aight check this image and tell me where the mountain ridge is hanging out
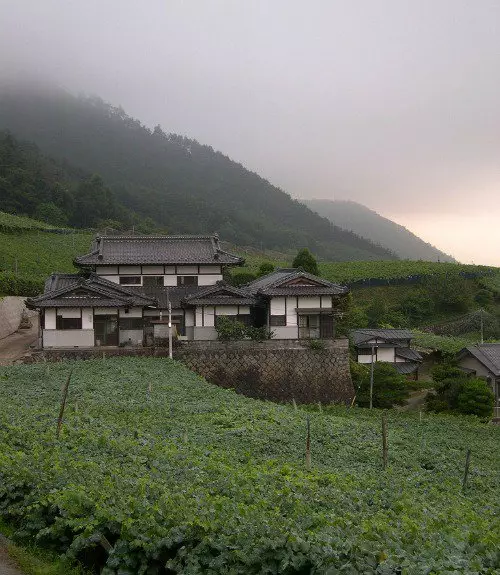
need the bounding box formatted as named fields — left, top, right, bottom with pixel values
left=303, top=199, right=455, bottom=262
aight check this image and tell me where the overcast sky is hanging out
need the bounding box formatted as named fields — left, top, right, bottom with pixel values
left=1, top=0, right=499, bottom=264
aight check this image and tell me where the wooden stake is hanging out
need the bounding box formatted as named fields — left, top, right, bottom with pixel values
left=462, top=449, right=471, bottom=492
left=56, top=370, right=72, bottom=438
left=419, top=410, right=422, bottom=423
left=292, top=398, right=297, bottom=411
left=317, top=402, right=323, bottom=413
left=305, top=417, right=311, bottom=469
left=381, top=412, right=388, bottom=470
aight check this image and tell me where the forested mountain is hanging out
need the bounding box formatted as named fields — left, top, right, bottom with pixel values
left=304, top=199, right=455, bottom=262
left=0, top=83, right=396, bottom=261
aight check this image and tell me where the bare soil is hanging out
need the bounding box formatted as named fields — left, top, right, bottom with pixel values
left=0, top=318, right=38, bottom=366
left=0, top=536, right=24, bottom=575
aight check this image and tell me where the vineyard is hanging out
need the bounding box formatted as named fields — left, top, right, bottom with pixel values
left=0, top=358, right=498, bottom=574
left=0, top=212, right=92, bottom=296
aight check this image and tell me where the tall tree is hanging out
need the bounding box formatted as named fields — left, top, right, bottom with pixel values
left=292, top=248, right=319, bottom=276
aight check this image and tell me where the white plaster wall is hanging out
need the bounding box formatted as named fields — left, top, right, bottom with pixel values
left=198, top=275, right=223, bottom=285
left=119, top=307, right=142, bottom=318
left=185, top=309, right=195, bottom=327
left=119, top=330, right=143, bottom=345
left=94, top=307, right=118, bottom=315
left=43, top=330, right=94, bottom=347
left=58, top=308, right=81, bottom=318
left=82, top=308, right=93, bottom=329
left=358, top=354, right=375, bottom=364
left=142, top=265, right=164, bottom=274
left=286, top=297, right=297, bottom=326
left=459, top=356, right=494, bottom=379
left=164, top=276, right=177, bottom=286
left=119, top=266, right=141, bottom=274
left=272, top=326, right=298, bottom=339
left=45, top=309, right=56, bottom=329
left=99, top=276, right=120, bottom=284
left=215, top=306, right=237, bottom=316
left=298, top=296, right=321, bottom=308
left=200, top=265, right=221, bottom=274
left=204, top=306, right=215, bottom=326
left=238, top=306, right=250, bottom=315
left=321, top=296, right=332, bottom=308
left=177, top=265, right=198, bottom=274
left=270, top=297, right=286, bottom=315
left=96, top=266, right=118, bottom=275
left=378, top=347, right=395, bottom=362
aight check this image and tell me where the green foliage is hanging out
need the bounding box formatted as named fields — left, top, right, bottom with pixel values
left=457, top=379, right=495, bottom=418
left=366, top=298, right=389, bottom=327
left=399, top=290, right=434, bottom=323
left=412, top=331, right=472, bottom=356
left=423, top=275, right=473, bottom=313
left=292, top=248, right=319, bottom=275
left=216, top=317, right=273, bottom=342
left=246, top=325, right=274, bottom=342
left=430, top=362, right=465, bottom=384
left=308, top=339, right=326, bottom=350
left=356, top=362, right=410, bottom=408
left=474, top=289, right=494, bottom=307
left=0, top=359, right=498, bottom=573
left=230, top=271, right=257, bottom=286
left=257, top=261, right=275, bottom=277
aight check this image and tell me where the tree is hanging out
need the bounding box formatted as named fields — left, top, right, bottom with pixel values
left=356, top=362, right=409, bottom=408
left=292, top=248, right=319, bottom=276
left=257, top=262, right=275, bottom=277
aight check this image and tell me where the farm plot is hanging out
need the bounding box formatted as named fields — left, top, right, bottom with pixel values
left=0, top=358, right=498, bottom=574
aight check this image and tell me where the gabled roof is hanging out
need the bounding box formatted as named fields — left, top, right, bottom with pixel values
left=246, top=268, right=348, bottom=297
left=457, top=344, right=500, bottom=377
left=395, top=347, right=422, bottom=362
left=351, top=329, right=415, bottom=346
left=183, top=282, right=257, bottom=306
left=74, top=235, right=244, bottom=266
left=394, top=362, right=420, bottom=375
left=26, top=273, right=156, bottom=309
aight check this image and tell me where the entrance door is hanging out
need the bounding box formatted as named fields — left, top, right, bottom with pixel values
left=94, top=315, right=118, bottom=346
left=299, top=314, right=320, bottom=339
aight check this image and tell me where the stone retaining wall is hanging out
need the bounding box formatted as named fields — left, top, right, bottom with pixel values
left=25, top=339, right=354, bottom=404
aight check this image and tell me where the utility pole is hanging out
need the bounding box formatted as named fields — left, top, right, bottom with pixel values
left=480, top=309, right=484, bottom=344
left=370, top=344, right=375, bottom=410
left=168, top=290, right=173, bottom=359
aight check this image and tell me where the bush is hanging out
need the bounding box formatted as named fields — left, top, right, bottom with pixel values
left=257, top=262, right=275, bottom=277
left=230, top=271, right=257, bottom=286
left=215, top=317, right=247, bottom=341
left=356, top=362, right=409, bottom=408
left=457, top=378, right=494, bottom=418
left=246, top=326, right=274, bottom=342
left=309, top=339, right=326, bottom=351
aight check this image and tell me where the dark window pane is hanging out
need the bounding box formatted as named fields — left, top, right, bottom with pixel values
left=270, top=315, right=286, bottom=326
left=143, top=276, right=164, bottom=287
left=119, top=276, right=141, bottom=285
left=119, top=318, right=144, bottom=330
left=56, top=316, right=82, bottom=330
left=177, top=276, right=198, bottom=286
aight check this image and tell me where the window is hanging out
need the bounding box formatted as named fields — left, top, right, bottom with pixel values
left=143, top=276, right=164, bottom=287
left=358, top=348, right=374, bottom=355
left=177, top=276, right=198, bottom=286
left=270, top=315, right=286, bottom=326
left=119, top=318, right=144, bottom=330
left=56, top=316, right=82, bottom=330
left=119, top=276, right=141, bottom=285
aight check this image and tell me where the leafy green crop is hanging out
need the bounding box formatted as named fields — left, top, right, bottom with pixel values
left=0, top=358, right=498, bottom=574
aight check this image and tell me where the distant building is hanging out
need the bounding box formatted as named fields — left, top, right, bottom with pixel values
left=350, top=328, right=422, bottom=377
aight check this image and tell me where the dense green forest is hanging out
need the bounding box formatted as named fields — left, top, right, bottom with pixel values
left=304, top=199, right=455, bottom=262
left=0, top=84, right=396, bottom=261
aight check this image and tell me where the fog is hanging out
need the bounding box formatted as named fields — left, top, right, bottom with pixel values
left=1, top=0, right=499, bottom=263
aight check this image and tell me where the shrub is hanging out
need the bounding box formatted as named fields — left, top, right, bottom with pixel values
left=309, top=339, right=326, bottom=351
left=457, top=378, right=494, bottom=418
left=356, top=362, right=409, bottom=408
left=257, top=262, right=275, bottom=277
left=246, top=326, right=274, bottom=341
left=215, top=317, right=247, bottom=341
left=230, top=271, right=257, bottom=286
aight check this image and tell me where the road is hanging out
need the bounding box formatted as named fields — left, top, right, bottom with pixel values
left=0, top=319, right=38, bottom=366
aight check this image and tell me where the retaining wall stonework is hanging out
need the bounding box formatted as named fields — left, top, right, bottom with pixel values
left=25, top=339, right=354, bottom=405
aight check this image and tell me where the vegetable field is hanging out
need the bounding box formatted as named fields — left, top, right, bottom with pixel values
left=0, top=358, right=498, bottom=574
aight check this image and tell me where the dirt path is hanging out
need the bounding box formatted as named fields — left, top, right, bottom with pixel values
left=404, top=389, right=430, bottom=411
left=0, top=535, right=24, bottom=575
left=0, top=318, right=38, bottom=366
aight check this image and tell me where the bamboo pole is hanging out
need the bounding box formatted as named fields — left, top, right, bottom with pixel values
left=305, top=417, right=311, bottom=469
left=381, top=412, right=388, bottom=470
left=462, top=449, right=471, bottom=492
left=56, top=370, right=73, bottom=438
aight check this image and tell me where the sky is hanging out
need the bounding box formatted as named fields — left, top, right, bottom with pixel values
left=1, top=0, right=499, bottom=264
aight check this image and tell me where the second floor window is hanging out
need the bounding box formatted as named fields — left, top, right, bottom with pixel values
left=119, top=276, right=141, bottom=285
left=177, top=276, right=198, bottom=286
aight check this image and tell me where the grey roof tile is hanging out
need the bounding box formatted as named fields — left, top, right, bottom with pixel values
left=351, top=329, right=415, bottom=346
left=75, top=235, right=244, bottom=266
left=459, top=344, right=500, bottom=376
left=246, top=268, right=348, bottom=297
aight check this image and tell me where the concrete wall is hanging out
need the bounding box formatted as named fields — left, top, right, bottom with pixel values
left=119, top=330, right=143, bottom=345
left=192, top=326, right=218, bottom=340
left=43, top=329, right=94, bottom=348
left=176, top=339, right=354, bottom=404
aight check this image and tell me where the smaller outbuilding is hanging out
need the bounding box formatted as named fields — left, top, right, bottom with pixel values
left=350, top=328, right=422, bottom=377
left=457, top=344, right=500, bottom=416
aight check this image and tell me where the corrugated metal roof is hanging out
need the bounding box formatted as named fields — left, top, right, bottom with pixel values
left=75, top=235, right=244, bottom=266
left=395, top=347, right=422, bottom=362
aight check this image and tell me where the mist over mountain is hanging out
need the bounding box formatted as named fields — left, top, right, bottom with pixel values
left=0, top=83, right=396, bottom=261
left=304, top=199, right=455, bottom=262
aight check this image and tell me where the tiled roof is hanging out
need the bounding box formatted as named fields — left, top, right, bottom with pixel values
left=459, top=344, right=500, bottom=376
left=26, top=274, right=156, bottom=309
left=351, top=329, right=414, bottom=346
left=139, top=286, right=200, bottom=309
left=246, top=268, right=348, bottom=297
left=183, top=282, right=257, bottom=306
left=75, top=235, right=244, bottom=266
left=394, top=362, right=420, bottom=375
left=395, top=347, right=422, bottom=362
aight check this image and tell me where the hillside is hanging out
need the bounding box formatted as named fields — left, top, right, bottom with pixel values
left=303, top=199, right=455, bottom=262
left=0, top=83, right=396, bottom=261
left=0, top=358, right=498, bottom=573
